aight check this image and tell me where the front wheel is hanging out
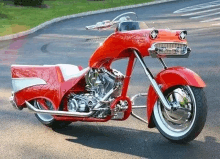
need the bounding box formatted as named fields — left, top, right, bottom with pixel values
left=153, top=86, right=207, bottom=143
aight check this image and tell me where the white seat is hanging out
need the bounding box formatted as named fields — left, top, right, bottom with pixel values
left=57, top=64, right=89, bottom=81
left=11, top=64, right=89, bottom=81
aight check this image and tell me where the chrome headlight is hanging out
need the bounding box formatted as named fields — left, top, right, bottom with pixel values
left=150, top=30, right=159, bottom=39
left=179, top=31, right=187, bottom=40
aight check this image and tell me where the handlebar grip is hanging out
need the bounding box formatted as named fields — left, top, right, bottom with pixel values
left=86, top=21, right=113, bottom=30
left=85, top=25, right=96, bottom=30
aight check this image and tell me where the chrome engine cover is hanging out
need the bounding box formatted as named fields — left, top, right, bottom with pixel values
left=67, top=68, right=124, bottom=114
left=68, top=94, right=98, bottom=112
left=85, top=68, right=124, bottom=99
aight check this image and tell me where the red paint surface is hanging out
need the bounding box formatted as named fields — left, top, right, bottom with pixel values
left=12, top=65, right=88, bottom=110
left=89, top=29, right=186, bottom=68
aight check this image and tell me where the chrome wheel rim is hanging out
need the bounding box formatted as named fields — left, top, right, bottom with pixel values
left=154, top=86, right=196, bottom=137
left=34, top=100, right=54, bottom=122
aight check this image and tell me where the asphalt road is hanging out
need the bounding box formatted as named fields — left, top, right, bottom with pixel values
left=0, top=0, right=220, bottom=158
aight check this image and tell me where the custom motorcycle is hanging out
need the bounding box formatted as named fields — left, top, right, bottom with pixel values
left=10, top=12, right=207, bottom=143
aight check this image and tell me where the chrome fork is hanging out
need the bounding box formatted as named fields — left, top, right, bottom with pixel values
left=133, top=50, right=172, bottom=111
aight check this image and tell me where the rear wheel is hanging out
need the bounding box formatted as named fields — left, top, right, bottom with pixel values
left=34, top=99, right=71, bottom=129
left=153, top=86, right=207, bottom=143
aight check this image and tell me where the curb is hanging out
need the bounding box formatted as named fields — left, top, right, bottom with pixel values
left=0, top=0, right=175, bottom=41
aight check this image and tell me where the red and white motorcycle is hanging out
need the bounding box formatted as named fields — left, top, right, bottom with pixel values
left=10, top=12, right=207, bottom=143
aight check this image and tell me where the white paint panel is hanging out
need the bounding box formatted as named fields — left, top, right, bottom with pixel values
left=12, top=78, right=47, bottom=93
left=57, top=64, right=89, bottom=81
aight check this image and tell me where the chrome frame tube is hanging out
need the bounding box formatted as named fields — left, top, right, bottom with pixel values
left=133, top=50, right=172, bottom=110
left=132, top=106, right=147, bottom=109
left=131, top=93, right=147, bottom=109
left=25, top=101, right=94, bottom=117
left=131, top=112, right=148, bottom=124
left=130, top=93, right=147, bottom=104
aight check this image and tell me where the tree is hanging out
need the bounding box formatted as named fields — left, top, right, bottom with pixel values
left=14, top=0, right=43, bottom=6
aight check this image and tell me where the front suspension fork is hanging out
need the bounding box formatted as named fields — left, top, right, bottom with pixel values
left=133, top=50, right=172, bottom=111
left=115, top=50, right=171, bottom=122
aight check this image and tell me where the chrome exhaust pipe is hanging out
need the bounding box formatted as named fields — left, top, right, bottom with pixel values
left=25, top=101, right=94, bottom=117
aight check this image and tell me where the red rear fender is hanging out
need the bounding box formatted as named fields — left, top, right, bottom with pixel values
left=11, top=65, right=87, bottom=109
left=147, top=66, right=206, bottom=128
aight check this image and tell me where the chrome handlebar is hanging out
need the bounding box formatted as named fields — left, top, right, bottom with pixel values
left=85, top=20, right=113, bottom=30
left=85, top=12, right=137, bottom=30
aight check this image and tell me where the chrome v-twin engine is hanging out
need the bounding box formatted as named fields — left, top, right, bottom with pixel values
left=67, top=68, right=124, bottom=116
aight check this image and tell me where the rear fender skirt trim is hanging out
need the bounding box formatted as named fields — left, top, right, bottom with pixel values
left=12, top=78, right=47, bottom=93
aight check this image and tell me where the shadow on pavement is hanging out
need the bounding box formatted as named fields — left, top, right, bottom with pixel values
left=54, top=124, right=220, bottom=159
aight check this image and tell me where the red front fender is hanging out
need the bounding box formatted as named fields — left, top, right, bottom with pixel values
left=147, top=66, right=206, bottom=128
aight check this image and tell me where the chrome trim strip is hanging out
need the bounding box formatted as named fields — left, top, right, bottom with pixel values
left=133, top=50, right=171, bottom=110
left=12, top=78, right=47, bottom=93
left=149, top=42, right=187, bottom=44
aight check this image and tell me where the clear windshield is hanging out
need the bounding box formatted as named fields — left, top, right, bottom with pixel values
left=117, top=21, right=148, bottom=32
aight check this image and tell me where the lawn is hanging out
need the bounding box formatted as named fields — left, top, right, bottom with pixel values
left=0, top=0, right=154, bottom=36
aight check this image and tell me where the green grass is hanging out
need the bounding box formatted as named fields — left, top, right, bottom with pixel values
left=0, top=0, right=153, bottom=36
